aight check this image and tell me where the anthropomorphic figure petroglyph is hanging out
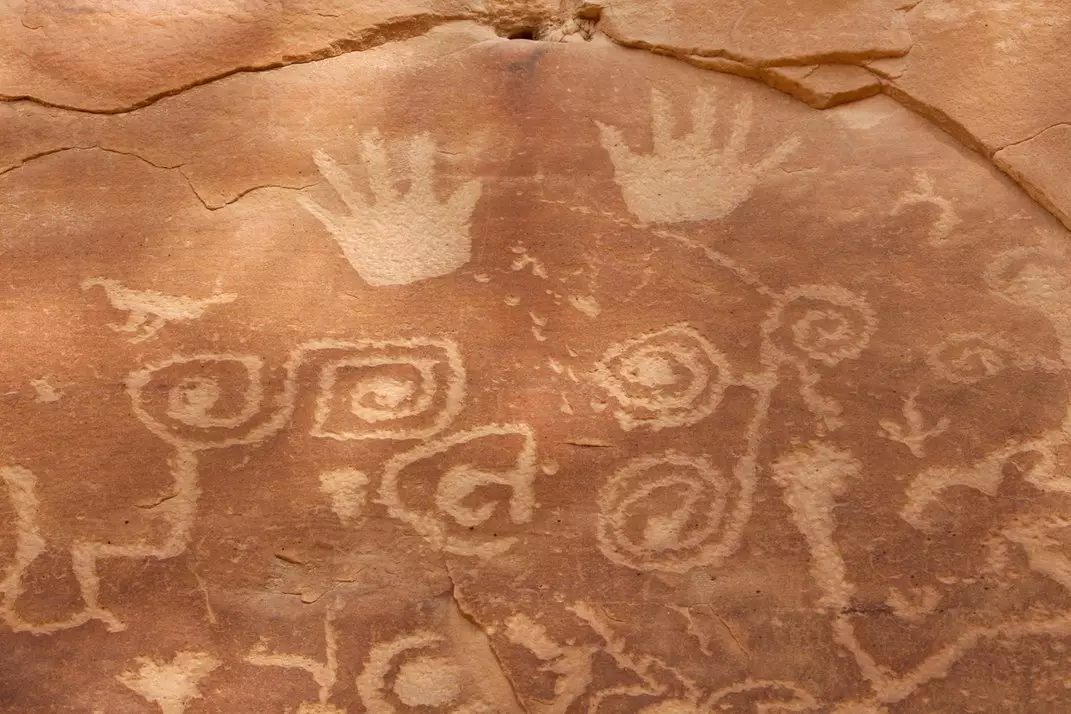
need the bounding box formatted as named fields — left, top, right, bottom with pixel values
left=81, top=277, right=236, bottom=343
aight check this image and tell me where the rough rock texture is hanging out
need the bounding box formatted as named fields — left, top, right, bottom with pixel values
left=2, top=2, right=1071, bottom=713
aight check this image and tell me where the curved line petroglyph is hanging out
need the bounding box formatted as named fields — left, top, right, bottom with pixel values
left=596, top=451, right=742, bottom=573
left=503, top=614, right=598, bottom=714
left=244, top=602, right=342, bottom=712
left=0, top=451, right=200, bottom=633
left=596, top=88, right=800, bottom=224
left=761, top=284, right=878, bottom=431
left=877, top=389, right=950, bottom=458
left=356, top=630, right=493, bottom=713
left=299, top=132, right=482, bottom=287
left=309, top=338, right=465, bottom=441
left=890, top=171, right=962, bottom=246
left=378, top=423, right=540, bottom=558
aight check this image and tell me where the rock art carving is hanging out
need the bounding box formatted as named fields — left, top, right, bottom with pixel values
left=6, top=15, right=1071, bottom=712
left=885, top=585, right=942, bottom=623
left=890, top=171, right=961, bottom=245
left=319, top=468, right=369, bottom=525
left=309, top=337, right=465, bottom=441
left=116, top=651, right=220, bottom=714
left=596, top=451, right=747, bottom=573
left=591, top=324, right=733, bottom=432
left=244, top=603, right=342, bottom=713
left=925, top=332, right=1038, bottom=384
left=761, top=285, right=878, bottom=430
left=378, top=423, right=540, bottom=557
left=570, top=600, right=819, bottom=713
left=770, top=442, right=861, bottom=611
left=502, top=614, right=598, bottom=714
left=356, top=630, right=494, bottom=713
left=82, top=277, right=236, bottom=343
left=877, top=389, right=950, bottom=457
left=0, top=336, right=468, bottom=634
left=596, top=88, right=800, bottom=224
left=0, top=452, right=201, bottom=633
left=299, top=132, right=483, bottom=286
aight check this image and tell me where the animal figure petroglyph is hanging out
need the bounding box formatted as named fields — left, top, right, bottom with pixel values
left=81, top=277, right=236, bottom=343
left=299, top=131, right=482, bottom=286
left=877, top=389, right=950, bottom=458
left=596, top=88, right=800, bottom=224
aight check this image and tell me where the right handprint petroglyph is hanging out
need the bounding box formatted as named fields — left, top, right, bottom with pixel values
left=299, top=131, right=483, bottom=287
left=596, top=88, right=800, bottom=224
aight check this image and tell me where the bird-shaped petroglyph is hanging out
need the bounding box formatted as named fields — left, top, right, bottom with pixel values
left=82, top=277, right=236, bottom=343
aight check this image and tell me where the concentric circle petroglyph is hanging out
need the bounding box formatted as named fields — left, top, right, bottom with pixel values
left=596, top=451, right=747, bottom=572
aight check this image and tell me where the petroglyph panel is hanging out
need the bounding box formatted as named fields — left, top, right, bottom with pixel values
left=2, top=7, right=1070, bottom=713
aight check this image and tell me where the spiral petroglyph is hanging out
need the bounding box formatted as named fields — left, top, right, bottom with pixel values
left=596, top=451, right=748, bottom=572
left=592, top=325, right=732, bottom=432
left=127, top=354, right=271, bottom=450
left=763, top=285, right=877, bottom=368
left=309, top=337, right=465, bottom=441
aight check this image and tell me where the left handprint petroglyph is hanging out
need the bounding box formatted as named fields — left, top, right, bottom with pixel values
left=299, top=131, right=482, bottom=286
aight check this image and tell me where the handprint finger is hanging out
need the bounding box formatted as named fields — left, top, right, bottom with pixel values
left=445, top=179, right=483, bottom=225
left=407, top=133, right=438, bottom=201
left=724, top=94, right=754, bottom=161
left=753, top=135, right=801, bottom=174
left=312, top=150, right=366, bottom=212
left=689, top=88, right=718, bottom=151
left=650, top=89, right=676, bottom=156
left=360, top=129, right=400, bottom=203
left=298, top=195, right=343, bottom=238
left=594, top=121, right=632, bottom=169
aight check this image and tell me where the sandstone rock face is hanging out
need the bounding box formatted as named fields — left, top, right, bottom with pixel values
left=2, top=2, right=1071, bottom=713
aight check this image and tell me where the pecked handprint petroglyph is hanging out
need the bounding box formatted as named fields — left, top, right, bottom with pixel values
left=596, top=88, right=800, bottom=224
left=82, top=277, right=236, bottom=343
left=299, top=131, right=483, bottom=286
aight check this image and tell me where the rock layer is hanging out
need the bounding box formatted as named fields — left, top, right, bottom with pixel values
left=1, top=2, right=1070, bottom=713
